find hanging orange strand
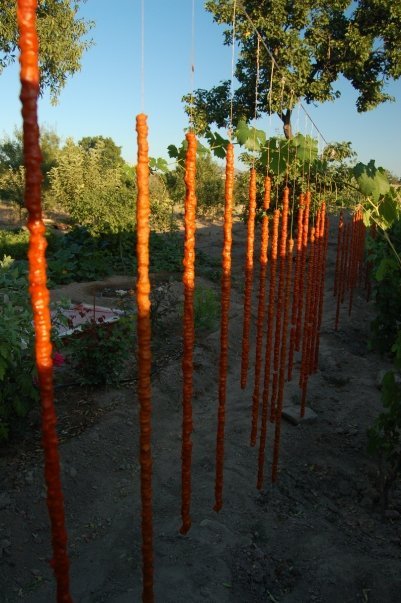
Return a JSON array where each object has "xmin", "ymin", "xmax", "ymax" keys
[
  {"xmin": 272, "ymin": 238, "xmax": 294, "ymax": 482},
  {"xmin": 240, "ymin": 168, "xmax": 257, "ymax": 388},
  {"xmin": 270, "ymin": 187, "xmax": 290, "ymax": 422},
  {"xmin": 250, "ymin": 176, "xmax": 271, "ymax": 446},
  {"xmin": 17, "ymin": 3, "xmax": 72, "ymax": 601},
  {"xmin": 312, "ymin": 203, "xmax": 328, "ymax": 372},
  {"xmin": 314, "ymin": 213, "xmax": 329, "ymax": 372},
  {"xmin": 348, "ymin": 212, "xmax": 358, "ymax": 315},
  {"xmin": 295, "ymin": 191, "xmax": 311, "ymax": 351},
  {"xmin": 333, "ymin": 211, "xmax": 344, "ymax": 298},
  {"xmin": 335, "ymin": 221, "xmax": 349, "ymax": 330},
  {"xmin": 214, "ymin": 142, "xmax": 234, "ymax": 513},
  {"xmin": 136, "ymin": 114, "xmax": 154, "ymax": 602},
  {"xmin": 257, "ymin": 208, "xmax": 280, "ymax": 490},
  {"xmin": 181, "ymin": 131, "xmax": 198, "ymax": 532},
  {"xmin": 287, "ymin": 194, "xmax": 305, "ymax": 381},
  {"xmin": 300, "ymin": 225, "xmax": 316, "ymax": 417},
  {"xmin": 309, "ymin": 205, "xmax": 324, "ymax": 373}
]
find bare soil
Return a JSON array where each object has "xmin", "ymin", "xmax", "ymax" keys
[{"xmin": 1, "ymin": 216, "xmax": 401, "ymax": 602}]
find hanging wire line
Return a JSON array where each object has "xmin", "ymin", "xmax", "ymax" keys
[
  {"xmin": 189, "ymin": 0, "xmax": 196, "ymax": 129},
  {"xmin": 235, "ymin": 0, "xmax": 330, "ymax": 147},
  {"xmin": 275, "ymin": 76, "xmax": 286, "ymax": 208},
  {"xmin": 140, "ymin": 0, "xmax": 145, "ymax": 112},
  {"xmin": 308, "ymin": 123, "xmax": 317, "ymax": 226},
  {"xmin": 229, "ymin": 0, "xmax": 237, "ymax": 138},
  {"xmin": 251, "ymin": 34, "xmax": 261, "ymax": 159},
  {"xmin": 289, "ymin": 100, "xmax": 299, "ymax": 238},
  {"xmin": 263, "ymin": 59, "xmax": 275, "ymax": 176},
  {"xmin": 285, "ymin": 89, "xmax": 294, "ymax": 189}
]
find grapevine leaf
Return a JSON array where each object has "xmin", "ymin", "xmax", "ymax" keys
[
  {"xmin": 353, "ymin": 160, "xmax": 390, "ymax": 201},
  {"xmin": 362, "ymin": 209, "xmax": 371, "ymax": 228},
  {"xmin": 204, "ymin": 131, "xmax": 229, "ymax": 159},
  {"xmin": 196, "ymin": 141, "xmax": 210, "ymax": 156},
  {"xmin": 375, "ymin": 257, "xmax": 398, "ymax": 281},
  {"xmin": 149, "ymin": 157, "xmax": 168, "ymax": 173},
  {"xmin": 379, "ymin": 192, "xmax": 399, "ymax": 227},
  {"xmin": 235, "ymin": 119, "xmax": 266, "ymax": 151},
  {"xmin": 167, "ymin": 145, "xmax": 179, "ymax": 159},
  {"xmin": 290, "ymin": 134, "xmax": 318, "ymax": 163}
]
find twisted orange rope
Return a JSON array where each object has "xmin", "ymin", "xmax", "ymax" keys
[
  {"xmin": 257, "ymin": 208, "xmax": 280, "ymax": 490},
  {"xmin": 250, "ymin": 176, "xmax": 271, "ymax": 446},
  {"xmin": 287, "ymin": 194, "xmax": 305, "ymax": 381},
  {"xmin": 181, "ymin": 131, "xmax": 198, "ymax": 532},
  {"xmin": 272, "ymin": 238, "xmax": 294, "ymax": 482},
  {"xmin": 18, "ymin": 2, "xmax": 71, "ymax": 601},
  {"xmin": 136, "ymin": 114, "xmax": 154, "ymax": 602},
  {"xmin": 270, "ymin": 187, "xmax": 289, "ymax": 422},
  {"xmin": 215, "ymin": 142, "xmax": 234, "ymax": 512},
  {"xmin": 295, "ymin": 191, "xmax": 311, "ymax": 351},
  {"xmin": 240, "ymin": 168, "xmax": 257, "ymax": 388}
]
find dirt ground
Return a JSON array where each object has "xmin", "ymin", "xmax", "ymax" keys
[{"xmin": 1, "ymin": 215, "xmax": 401, "ymax": 602}]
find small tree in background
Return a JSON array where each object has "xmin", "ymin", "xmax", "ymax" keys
[{"xmin": 48, "ymin": 138, "xmax": 136, "ymax": 235}]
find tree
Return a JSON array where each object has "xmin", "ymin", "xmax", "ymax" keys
[
  {"xmin": 47, "ymin": 138, "xmax": 135, "ymax": 235},
  {"xmin": 0, "ymin": 127, "xmax": 60, "ymax": 213},
  {"xmin": 186, "ymin": 0, "xmax": 401, "ymax": 139},
  {"xmin": 0, "ymin": 166, "xmax": 25, "ymax": 218},
  {"xmin": 0, "ymin": 0, "xmax": 93, "ymax": 103},
  {"xmin": 78, "ymin": 136, "xmax": 124, "ymax": 169},
  {"xmin": 166, "ymin": 143, "xmax": 225, "ymax": 218}
]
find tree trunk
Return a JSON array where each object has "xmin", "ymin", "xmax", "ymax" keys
[{"xmin": 279, "ymin": 109, "xmax": 293, "ymax": 140}]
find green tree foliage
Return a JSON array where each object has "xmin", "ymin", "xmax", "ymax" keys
[
  {"xmin": 78, "ymin": 135, "xmax": 124, "ymax": 169},
  {"xmin": 48, "ymin": 138, "xmax": 136, "ymax": 235},
  {"xmin": 0, "ymin": 127, "xmax": 61, "ymax": 213},
  {"xmin": 0, "ymin": 0, "xmax": 93, "ymax": 103},
  {"xmin": 0, "ymin": 256, "xmax": 38, "ymax": 441},
  {"xmin": 368, "ymin": 370, "xmax": 401, "ymax": 512},
  {"xmin": 166, "ymin": 143, "xmax": 225, "ymax": 218},
  {"xmin": 187, "ymin": 0, "xmax": 401, "ymax": 137}
]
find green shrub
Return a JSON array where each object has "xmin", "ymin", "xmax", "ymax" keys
[
  {"xmin": 0, "ymin": 256, "xmax": 38, "ymax": 440},
  {"xmin": 193, "ymin": 285, "xmax": 220, "ymax": 331},
  {"xmin": 368, "ymin": 369, "xmax": 401, "ymax": 511},
  {"xmin": 368, "ymin": 219, "xmax": 401, "ymax": 355},
  {"xmin": 66, "ymin": 315, "xmax": 136, "ymax": 386}
]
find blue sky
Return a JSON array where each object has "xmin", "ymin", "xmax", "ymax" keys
[{"xmin": 1, "ymin": 0, "xmax": 400, "ymax": 177}]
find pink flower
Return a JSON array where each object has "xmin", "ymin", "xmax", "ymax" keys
[{"xmin": 53, "ymin": 352, "xmax": 65, "ymax": 367}]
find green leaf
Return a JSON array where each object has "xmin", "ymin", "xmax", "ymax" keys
[
  {"xmin": 167, "ymin": 145, "xmax": 179, "ymax": 159},
  {"xmin": 291, "ymin": 134, "xmax": 318, "ymax": 163},
  {"xmin": 149, "ymin": 157, "xmax": 168, "ymax": 173},
  {"xmin": 235, "ymin": 120, "xmax": 266, "ymax": 152},
  {"xmin": 362, "ymin": 209, "xmax": 372, "ymax": 227},
  {"xmin": 353, "ymin": 160, "xmax": 390, "ymax": 202},
  {"xmin": 379, "ymin": 192, "xmax": 400, "ymax": 226},
  {"xmin": 204, "ymin": 131, "xmax": 229, "ymax": 159},
  {"xmin": 375, "ymin": 257, "xmax": 398, "ymax": 281}
]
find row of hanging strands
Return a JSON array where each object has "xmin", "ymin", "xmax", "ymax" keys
[
  {"xmin": 251, "ymin": 187, "xmax": 331, "ymax": 487},
  {"xmin": 299, "ymin": 201, "xmax": 329, "ymax": 418},
  {"xmin": 17, "ymin": 0, "xmax": 341, "ymax": 600},
  {"xmin": 334, "ymin": 209, "xmax": 367, "ymax": 331},
  {"xmin": 17, "ymin": 1, "xmax": 72, "ymax": 601}
]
